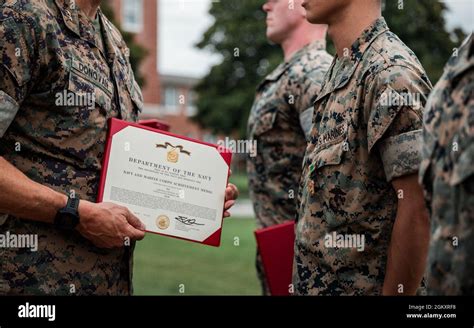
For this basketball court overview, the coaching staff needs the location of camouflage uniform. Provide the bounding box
[0,0,144,295]
[293,18,432,295]
[420,34,474,295]
[247,40,332,294]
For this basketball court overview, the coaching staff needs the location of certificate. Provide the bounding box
[97,118,232,247]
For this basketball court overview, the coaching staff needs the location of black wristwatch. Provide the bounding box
[54,195,80,230]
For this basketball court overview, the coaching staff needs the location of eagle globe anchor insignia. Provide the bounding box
[156,142,191,163]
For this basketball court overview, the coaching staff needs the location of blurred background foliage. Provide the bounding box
[193,0,282,138]
[193,0,467,138]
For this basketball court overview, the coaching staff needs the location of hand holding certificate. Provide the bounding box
[97,118,232,246]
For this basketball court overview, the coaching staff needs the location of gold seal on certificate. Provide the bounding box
[98,119,232,247]
[156,215,170,230]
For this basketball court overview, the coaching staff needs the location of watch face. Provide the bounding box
[58,212,79,229]
[61,214,75,225]
[56,198,80,230]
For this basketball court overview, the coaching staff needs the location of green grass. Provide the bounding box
[133,218,260,295]
[229,172,249,199]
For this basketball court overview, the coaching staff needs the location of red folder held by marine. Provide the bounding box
[254,221,295,296]
[138,119,170,131]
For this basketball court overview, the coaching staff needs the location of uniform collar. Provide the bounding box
[97,12,116,63]
[288,39,327,66]
[263,62,286,84]
[257,39,327,90]
[446,33,474,80]
[316,17,389,102]
[349,17,389,62]
[54,0,101,50]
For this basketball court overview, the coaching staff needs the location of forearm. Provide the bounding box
[383,175,430,295]
[383,207,430,295]
[0,156,67,223]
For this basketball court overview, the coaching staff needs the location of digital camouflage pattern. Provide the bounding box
[0,0,143,295]
[420,34,474,295]
[293,18,432,295]
[247,40,332,294]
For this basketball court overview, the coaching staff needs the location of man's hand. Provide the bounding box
[223,183,239,218]
[0,157,146,249]
[77,201,146,249]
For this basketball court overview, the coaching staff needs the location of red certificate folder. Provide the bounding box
[254,221,295,296]
[97,118,232,247]
[138,119,170,132]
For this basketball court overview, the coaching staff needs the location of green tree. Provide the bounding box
[101,1,148,86]
[194,0,466,137]
[193,0,282,137]
[383,0,465,83]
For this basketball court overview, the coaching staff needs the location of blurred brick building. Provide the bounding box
[107,0,213,141]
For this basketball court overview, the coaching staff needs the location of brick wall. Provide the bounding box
[108,0,161,105]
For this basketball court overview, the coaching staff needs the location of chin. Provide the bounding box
[266,31,280,44]
[306,13,323,24]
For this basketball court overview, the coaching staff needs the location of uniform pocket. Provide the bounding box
[67,69,113,113]
[304,124,347,210]
[312,140,345,170]
[301,138,347,228]
[304,136,346,196]
[252,107,277,137]
[310,122,348,170]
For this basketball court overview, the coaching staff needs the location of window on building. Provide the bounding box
[186,91,198,116]
[163,87,179,114]
[122,0,143,33]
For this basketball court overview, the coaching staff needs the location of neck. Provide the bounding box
[281,24,325,61]
[75,0,101,19]
[328,7,381,58]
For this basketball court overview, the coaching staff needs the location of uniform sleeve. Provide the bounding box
[0,9,39,138]
[365,66,433,182]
